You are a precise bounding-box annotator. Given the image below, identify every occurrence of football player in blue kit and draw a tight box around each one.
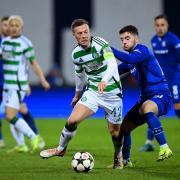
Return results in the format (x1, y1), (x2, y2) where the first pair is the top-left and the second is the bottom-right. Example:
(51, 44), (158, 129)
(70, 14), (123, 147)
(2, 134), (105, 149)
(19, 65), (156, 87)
(140, 14), (180, 152)
(112, 25), (173, 161)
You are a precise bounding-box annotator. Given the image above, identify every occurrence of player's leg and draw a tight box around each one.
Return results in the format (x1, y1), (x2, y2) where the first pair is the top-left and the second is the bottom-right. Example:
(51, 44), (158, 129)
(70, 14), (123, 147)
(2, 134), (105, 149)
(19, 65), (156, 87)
(122, 132), (133, 167)
(120, 102), (145, 167)
(0, 119), (5, 148)
(20, 103), (45, 149)
(139, 126), (155, 152)
(40, 90), (96, 159)
(104, 94), (123, 169)
(7, 124), (29, 153)
(171, 84), (180, 119)
(140, 94), (173, 161)
(40, 103), (94, 159)
(3, 90), (40, 151)
(0, 88), (5, 148)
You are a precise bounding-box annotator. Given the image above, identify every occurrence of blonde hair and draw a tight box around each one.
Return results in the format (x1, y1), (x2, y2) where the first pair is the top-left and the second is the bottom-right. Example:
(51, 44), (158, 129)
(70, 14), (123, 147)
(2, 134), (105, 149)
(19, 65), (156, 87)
(8, 15), (24, 27)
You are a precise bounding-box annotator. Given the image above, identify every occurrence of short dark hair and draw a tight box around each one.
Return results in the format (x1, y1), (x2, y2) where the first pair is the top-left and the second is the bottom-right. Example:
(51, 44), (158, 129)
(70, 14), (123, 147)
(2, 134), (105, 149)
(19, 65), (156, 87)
(154, 14), (168, 22)
(119, 25), (139, 36)
(0, 16), (9, 22)
(71, 19), (89, 32)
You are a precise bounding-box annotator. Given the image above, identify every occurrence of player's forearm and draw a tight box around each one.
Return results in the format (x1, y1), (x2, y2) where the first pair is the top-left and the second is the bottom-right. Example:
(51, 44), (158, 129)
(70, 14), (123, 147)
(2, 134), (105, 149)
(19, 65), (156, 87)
(112, 47), (145, 63)
(31, 60), (46, 83)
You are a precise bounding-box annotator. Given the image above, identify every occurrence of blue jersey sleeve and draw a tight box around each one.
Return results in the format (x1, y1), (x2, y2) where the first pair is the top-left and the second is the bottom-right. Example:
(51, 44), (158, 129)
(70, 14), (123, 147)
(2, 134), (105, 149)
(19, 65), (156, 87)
(112, 45), (149, 64)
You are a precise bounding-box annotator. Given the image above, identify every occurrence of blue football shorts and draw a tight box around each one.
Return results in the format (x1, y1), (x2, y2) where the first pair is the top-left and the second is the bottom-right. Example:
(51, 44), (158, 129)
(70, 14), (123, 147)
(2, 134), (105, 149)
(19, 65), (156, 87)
(123, 92), (172, 126)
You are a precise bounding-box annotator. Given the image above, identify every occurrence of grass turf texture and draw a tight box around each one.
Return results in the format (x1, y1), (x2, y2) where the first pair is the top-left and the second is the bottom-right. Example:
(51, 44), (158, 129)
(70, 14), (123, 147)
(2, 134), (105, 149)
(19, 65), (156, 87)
(0, 118), (180, 180)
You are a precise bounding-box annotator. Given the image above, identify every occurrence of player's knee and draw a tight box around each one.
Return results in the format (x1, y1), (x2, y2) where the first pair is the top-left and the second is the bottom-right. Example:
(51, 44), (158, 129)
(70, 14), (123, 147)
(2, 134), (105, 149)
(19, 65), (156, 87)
(19, 103), (27, 114)
(110, 129), (119, 138)
(5, 114), (15, 122)
(140, 101), (157, 115)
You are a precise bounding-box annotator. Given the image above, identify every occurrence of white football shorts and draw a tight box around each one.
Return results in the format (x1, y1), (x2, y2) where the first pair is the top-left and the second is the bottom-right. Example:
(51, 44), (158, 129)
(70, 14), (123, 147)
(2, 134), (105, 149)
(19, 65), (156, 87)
(2, 89), (26, 110)
(78, 90), (123, 124)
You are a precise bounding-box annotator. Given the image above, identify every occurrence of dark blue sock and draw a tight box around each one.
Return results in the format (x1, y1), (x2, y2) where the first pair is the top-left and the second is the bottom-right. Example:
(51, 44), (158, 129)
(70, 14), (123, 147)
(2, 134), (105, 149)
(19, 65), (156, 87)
(144, 112), (166, 146)
(175, 109), (180, 119)
(147, 126), (154, 141)
(22, 111), (38, 134)
(0, 120), (3, 140)
(122, 132), (131, 160)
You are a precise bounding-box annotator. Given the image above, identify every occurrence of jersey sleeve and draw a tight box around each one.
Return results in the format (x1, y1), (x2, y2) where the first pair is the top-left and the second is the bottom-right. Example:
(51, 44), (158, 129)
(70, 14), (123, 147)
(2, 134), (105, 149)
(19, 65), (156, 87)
(112, 45), (150, 64)
(100, 42), (119, 82)
(23, 39), (36, 62)
(72, 52), (85, 91)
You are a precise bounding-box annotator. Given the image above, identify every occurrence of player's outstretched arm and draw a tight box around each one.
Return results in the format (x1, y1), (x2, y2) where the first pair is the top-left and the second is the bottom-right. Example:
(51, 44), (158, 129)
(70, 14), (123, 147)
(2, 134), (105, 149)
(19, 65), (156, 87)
(30, 60), (50, 90)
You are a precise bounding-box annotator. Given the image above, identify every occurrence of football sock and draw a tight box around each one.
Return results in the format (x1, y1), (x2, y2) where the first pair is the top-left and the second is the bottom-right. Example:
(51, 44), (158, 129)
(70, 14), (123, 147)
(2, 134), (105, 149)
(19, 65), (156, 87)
(10, 124), (25, 146)
(10, 117), (36, 140)
(122, 132), (131, 160)
(0, 120), (3, 140)
(112, 130), (124, 157)
(22, 111), (38, 134)
(57, 123), (77, 151)
(144, 112), (167, 146)
(175, 109), (180, 119)
(147, 126), (154, 142)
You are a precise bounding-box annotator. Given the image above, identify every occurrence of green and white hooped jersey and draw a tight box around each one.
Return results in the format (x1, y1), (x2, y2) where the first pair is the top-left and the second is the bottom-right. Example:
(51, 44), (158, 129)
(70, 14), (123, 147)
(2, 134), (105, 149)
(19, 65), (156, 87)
(72, 36), (122, 95)
(1, 35), (36, 91)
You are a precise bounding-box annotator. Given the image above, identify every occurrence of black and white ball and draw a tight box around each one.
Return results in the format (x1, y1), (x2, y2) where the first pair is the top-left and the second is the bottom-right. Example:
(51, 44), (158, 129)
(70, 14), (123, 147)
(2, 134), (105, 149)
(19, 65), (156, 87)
(71, 152), (94, 172)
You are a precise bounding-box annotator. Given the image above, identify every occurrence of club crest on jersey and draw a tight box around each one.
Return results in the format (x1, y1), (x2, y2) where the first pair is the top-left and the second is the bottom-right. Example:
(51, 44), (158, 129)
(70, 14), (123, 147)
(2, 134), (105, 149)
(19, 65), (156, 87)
(92, 51), (99, 59)
(81, 97), (87, 102)
(161, 41), (166, 47)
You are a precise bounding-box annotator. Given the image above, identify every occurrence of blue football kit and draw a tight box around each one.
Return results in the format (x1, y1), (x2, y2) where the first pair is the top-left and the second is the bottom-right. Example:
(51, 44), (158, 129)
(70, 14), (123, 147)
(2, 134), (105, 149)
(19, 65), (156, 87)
(112, 44), (172, 122)
(151, 31), (180, 103)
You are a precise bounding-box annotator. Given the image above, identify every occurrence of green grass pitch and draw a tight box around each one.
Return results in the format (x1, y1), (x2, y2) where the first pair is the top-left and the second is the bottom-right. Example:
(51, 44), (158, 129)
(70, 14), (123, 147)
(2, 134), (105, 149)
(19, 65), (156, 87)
(0, 118), (180, 180)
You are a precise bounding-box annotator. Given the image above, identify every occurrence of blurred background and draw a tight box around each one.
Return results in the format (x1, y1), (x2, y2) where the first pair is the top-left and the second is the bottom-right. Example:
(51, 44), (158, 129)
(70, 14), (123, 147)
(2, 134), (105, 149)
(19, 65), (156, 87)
(0, 0), (179, 118)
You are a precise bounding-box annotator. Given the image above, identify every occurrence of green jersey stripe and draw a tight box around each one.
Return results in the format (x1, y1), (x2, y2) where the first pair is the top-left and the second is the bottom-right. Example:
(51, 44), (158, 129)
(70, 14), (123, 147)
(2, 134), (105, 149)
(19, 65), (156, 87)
(86, 65), (107, 75)
(3, 70), (17, 75)
(23, 47), (33, 54)
(3, 59), (19, 65)
(73, 49), (92, 59)
(12, 51), (23, 56)
(27, 55), (36, 61)
(2, 41), (21, 47)
(88, 81), (121, 92)
(76, 68), (84, 73)
(4, 80), (27, 85)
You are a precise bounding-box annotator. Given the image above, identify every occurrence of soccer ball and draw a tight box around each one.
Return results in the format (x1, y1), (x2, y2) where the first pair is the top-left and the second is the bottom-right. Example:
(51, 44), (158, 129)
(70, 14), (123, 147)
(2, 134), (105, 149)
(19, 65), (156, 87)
(71, 152), (94, 172)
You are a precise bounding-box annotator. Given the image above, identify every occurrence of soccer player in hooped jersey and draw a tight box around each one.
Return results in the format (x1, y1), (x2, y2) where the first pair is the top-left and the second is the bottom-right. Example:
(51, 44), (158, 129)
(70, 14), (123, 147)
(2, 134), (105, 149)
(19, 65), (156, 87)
(112, 25), (173, 161)
(0, 15), (50, 152)
(140, 14), (180, 152)
(40, 18), (129, 169)
(0, 16), (46, 152)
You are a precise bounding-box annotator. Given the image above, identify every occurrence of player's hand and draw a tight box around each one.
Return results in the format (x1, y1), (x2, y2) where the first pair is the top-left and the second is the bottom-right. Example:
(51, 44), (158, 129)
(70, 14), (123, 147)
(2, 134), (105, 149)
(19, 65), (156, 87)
(71, 96), (80, 107)
(98, 81), (107, 93)
(41, 80), (50, 90)
(26, 84), (31, 96)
